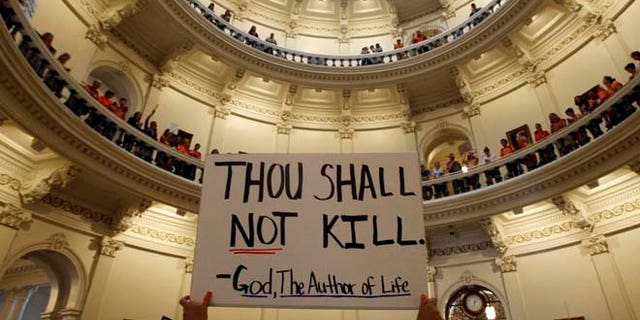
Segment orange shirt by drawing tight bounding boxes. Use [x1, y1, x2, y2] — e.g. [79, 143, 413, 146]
[188, 150, 202, 159]
[608, 81, 623, 94]
[412, 34, 426, 44]
[500, 145, 515, 157]
[176, 144, 188, 154]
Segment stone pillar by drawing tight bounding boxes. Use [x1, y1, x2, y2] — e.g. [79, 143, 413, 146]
[532, 81, 562, 117]
[582, 235, 636, 320]
[426, 266, 437, 299]
[496, 256, 527, 320]
[595, 20, 630, 80]
[0, 287, 32, 320]
[207, 105, 231, 153]
[275, 125, 291, 153]
[0, 204, 32, 265]
[175, 257, 194, 320]
[339, 128, 354, 153]
[80, 238, 124, 320]
[142, 74, 168, 114]
[401, 121, 418, 152]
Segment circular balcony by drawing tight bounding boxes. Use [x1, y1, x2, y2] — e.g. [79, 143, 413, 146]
[1, 0, 639, 226]
[123, 0, 543, 88]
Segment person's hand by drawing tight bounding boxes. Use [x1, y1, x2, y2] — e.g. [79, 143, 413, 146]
[417, 294, 443, 320]
[180, 291, 212, 320]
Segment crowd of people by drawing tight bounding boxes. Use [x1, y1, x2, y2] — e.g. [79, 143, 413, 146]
[186, 1, 492, 66]
[1, 5, 210, 182]
[420, 52, 640, 200]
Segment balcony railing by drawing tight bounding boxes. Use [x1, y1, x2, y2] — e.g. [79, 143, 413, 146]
[183, 0, 506, 67]
[421, 78, 640, 201]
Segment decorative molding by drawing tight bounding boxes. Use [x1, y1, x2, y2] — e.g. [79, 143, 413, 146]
[47, 233, 69, 251]
[460, 270, 476, 285]
[112, 198, 152, 233]
[582, 234, 608, 255]
[480, 218, 508, 254]
[85, 25, 108, 49]
[99, 237, 124, 257]
[429, 240, 494, 256]
[463, 103, 481, 118]
[495, 255, 517, 273]
[504, 221, 574, 245]
[185, 257, 193, 274]
[21, 164, 80, 204]
[401, 121, 416, 134]
[0, 173, 22, 191]
[588, 198, 640, 224]
[0, 203, 32, 229]
[129, 224, 195, 248]
[146, 74, 170, 90]
[551, 195, 593, 232]
[40, 194, 114, 225]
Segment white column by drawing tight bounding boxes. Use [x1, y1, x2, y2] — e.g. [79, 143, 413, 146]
[0, 288, 23, 320]
[532, 81, 562, 116]
[0, 204, 32, 265]
[141, 75, 168, 114]
[401, 121, 418, 152]
[426, 266, 437, 299]
[207, 106, 231, 153]
[496, 256, 527, 320]
[583, 235, 637, 320]
[175, 257, 194, 320]
[80, 238, 124, 320]
[340, 134, 354, 153]
[597, 22, 631, 80]
[275, 130, 291, 153]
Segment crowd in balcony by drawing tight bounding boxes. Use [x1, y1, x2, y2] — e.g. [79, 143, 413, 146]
[186, 0, 494, 66]
[420, 54, 640, 200]
[1, 4, 209, 181]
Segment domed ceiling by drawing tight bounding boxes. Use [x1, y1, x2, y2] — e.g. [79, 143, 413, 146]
[222, 0, 444, 24]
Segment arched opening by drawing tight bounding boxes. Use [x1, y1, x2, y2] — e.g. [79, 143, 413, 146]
[87, 65, 140, 116]
[423, 128, 472, 170]
[444, 285, 507, 320]
[0, 249, 83, 319]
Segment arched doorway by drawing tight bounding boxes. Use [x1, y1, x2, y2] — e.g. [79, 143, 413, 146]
[444, 285, 507, 320]
[87, 65, 141, 115]
[0, 246, 85, 319]
[422, 128, 473, 172]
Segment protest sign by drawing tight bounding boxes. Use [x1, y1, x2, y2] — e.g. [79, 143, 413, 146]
[191, 153, 428, 309]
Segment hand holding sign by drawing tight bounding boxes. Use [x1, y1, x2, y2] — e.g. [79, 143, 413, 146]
[192, 153, 428, 309]
[180, 291, 213, 320]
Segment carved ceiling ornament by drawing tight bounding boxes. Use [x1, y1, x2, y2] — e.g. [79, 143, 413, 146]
[582, 234, 608, 256]
[0, 203, 32, 229]
[99, 237, 124, 257]
[551, 195, 593, 232]
[426, 266, 437, 282]
[495, 255, 517, 273]
[185, 257, 194, 274]
[401, 120, 416, 134]
[85, 25, 108, 49]
[460, 270, 476, 285]
[21, 164, 80, 204]
[112, 198, 152, 233]
[480, 217, 508, 254]
[48, 233, 69, 252]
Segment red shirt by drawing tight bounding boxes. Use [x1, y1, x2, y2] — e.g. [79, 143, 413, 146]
[412, 34, 426, 44]
[534, 130, 550, 142]
[188, 150, 202, 159]
[98, 96, 113, 108]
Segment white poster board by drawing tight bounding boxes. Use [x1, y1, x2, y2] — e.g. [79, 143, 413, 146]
[191, 153, 428, 309]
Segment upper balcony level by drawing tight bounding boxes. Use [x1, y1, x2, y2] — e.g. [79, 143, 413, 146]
[135, 0, 542, 88]
[1, 0, 639, 228]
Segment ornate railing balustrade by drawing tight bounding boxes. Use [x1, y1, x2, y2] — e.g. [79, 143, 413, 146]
[1, 0, 205, 183]
[421, 79, 640, 201]
[184, 0, 506, 67]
